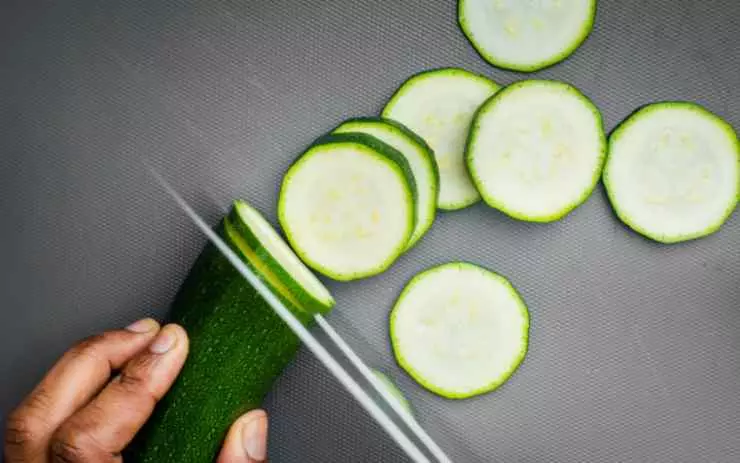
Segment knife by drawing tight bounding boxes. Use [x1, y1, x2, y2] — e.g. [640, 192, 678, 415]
[151, 169, 452, 463]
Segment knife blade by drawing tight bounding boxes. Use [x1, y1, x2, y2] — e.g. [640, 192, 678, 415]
[151, 169, 452, 463]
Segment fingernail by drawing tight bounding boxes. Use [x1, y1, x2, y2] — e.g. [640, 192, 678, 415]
[149, 325, 178, 354]
[242, 412, 267, 461]
[126, 318, 158, 333]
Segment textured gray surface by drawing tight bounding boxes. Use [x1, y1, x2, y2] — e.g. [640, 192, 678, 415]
[1, 0, 739, 461]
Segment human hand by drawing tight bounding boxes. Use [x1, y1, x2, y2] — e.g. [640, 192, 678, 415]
[4, 318, 268, 462]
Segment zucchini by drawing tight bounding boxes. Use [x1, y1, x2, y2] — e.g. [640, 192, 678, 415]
[127, 205, 331, 462]
[604, 102, 739, 243]
[467, 80, 606, 222]
[458, 0, 596, 72]
[278, 133, 417, 281]
[333, 117, 439, 249]
[382, 68, 500, 210]
[390, 262, 529, 399]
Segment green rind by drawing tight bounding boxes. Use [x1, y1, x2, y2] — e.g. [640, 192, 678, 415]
[222, 216, 308, 315]
[382, 68, 500, 211]
[227, 201, 335, 315]
[278, 133, 417, 281]
[603, 101, 740, 244]
[332, 117, 440, 249]
[126, 222, 313, 463]
[466, 79, 607, 222]
[458, 0, 597, 72]
[389, 262, 530, 400]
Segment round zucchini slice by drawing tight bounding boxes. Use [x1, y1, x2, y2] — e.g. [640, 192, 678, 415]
[458, 0, 596, 72]
[604, 102, 739, 243]
[333, 117, 439, 249]
[390, 262, 529, 399]
[467, 80, 606, 222]
[383, 68, 500, 210]
[279, 133, 416, 281]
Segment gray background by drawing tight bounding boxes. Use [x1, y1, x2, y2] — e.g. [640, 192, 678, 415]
[1, 0, 739, 461]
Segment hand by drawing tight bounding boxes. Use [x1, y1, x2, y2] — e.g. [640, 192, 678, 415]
[4, 319, 268, 462]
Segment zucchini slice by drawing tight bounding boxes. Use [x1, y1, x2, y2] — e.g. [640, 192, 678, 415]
[333, 117, 439, 249]
[390, 262, 529, 399]
[458, 0, 596, 72]
[279, 133, 417, 281]
[227, 201, 334, 314]
[604, 102, 739, 243]
[383, 68, 500, 210]
[467, 80, 606, 222]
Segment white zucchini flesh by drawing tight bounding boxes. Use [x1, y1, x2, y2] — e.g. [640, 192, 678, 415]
[231, 201, 335, 314]
[333, 118, 439, 249]
[383, 68, 500, 210]
[604, 102, 739, 244]
[279, 136, 415, 281]
[459, 0, 596, 72]
[467, 80, 606, 222]
[390, 262, 529, 399]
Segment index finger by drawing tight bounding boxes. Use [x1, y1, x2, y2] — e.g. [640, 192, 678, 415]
[4, 318, 160, 463]
[49, 324, 189, 461]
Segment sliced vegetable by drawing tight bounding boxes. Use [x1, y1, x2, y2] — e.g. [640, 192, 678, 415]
[372, 370, 415, 418]
[390, 262, 529, 399]
[604, 102, 739, 243]
[333, 117, 439, 249]
[458, 0, 596, 72]
[127, 211, 325, 462]
[279, 133, 417, 281]
[227, 201, 334, 314]
[383, 68, 500, 210]
[467, 80, 606, 222]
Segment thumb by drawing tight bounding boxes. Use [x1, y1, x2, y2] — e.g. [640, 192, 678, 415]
[217, 410, 268, 463]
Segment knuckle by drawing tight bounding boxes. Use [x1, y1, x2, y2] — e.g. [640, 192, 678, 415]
[112, 369, 159, 405]
[125, 352, 158, 377]
[65, 336, 106, 365]
[22, 386, 54, 415]
[4, 389, 53, 453]
[4, 410, 39, 450]
[116, 371, 147, 391]
[70, 334, 106, 356]
[49, 424, 97, 463]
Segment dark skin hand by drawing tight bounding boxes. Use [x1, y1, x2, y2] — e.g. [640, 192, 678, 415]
[4, 318, 268, 463]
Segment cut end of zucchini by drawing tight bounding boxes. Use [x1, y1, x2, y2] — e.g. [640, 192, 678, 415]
[604, 102, 739, 244]
[458, 0, 596, 72]
[390, 262, 529, 399]
[229, 201, 335, 314]
[467, 80, 606, 222]
[279, 134, 416, 281]
[222, 217, 300, 310]
[333, 117, 439, 249]
[383, 68, 500, 210]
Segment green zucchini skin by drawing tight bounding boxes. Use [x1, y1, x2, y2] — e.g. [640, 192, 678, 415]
[126, 222, 312, 463]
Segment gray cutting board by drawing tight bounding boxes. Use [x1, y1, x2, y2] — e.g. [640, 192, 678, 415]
[1, 0, 739, 461]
